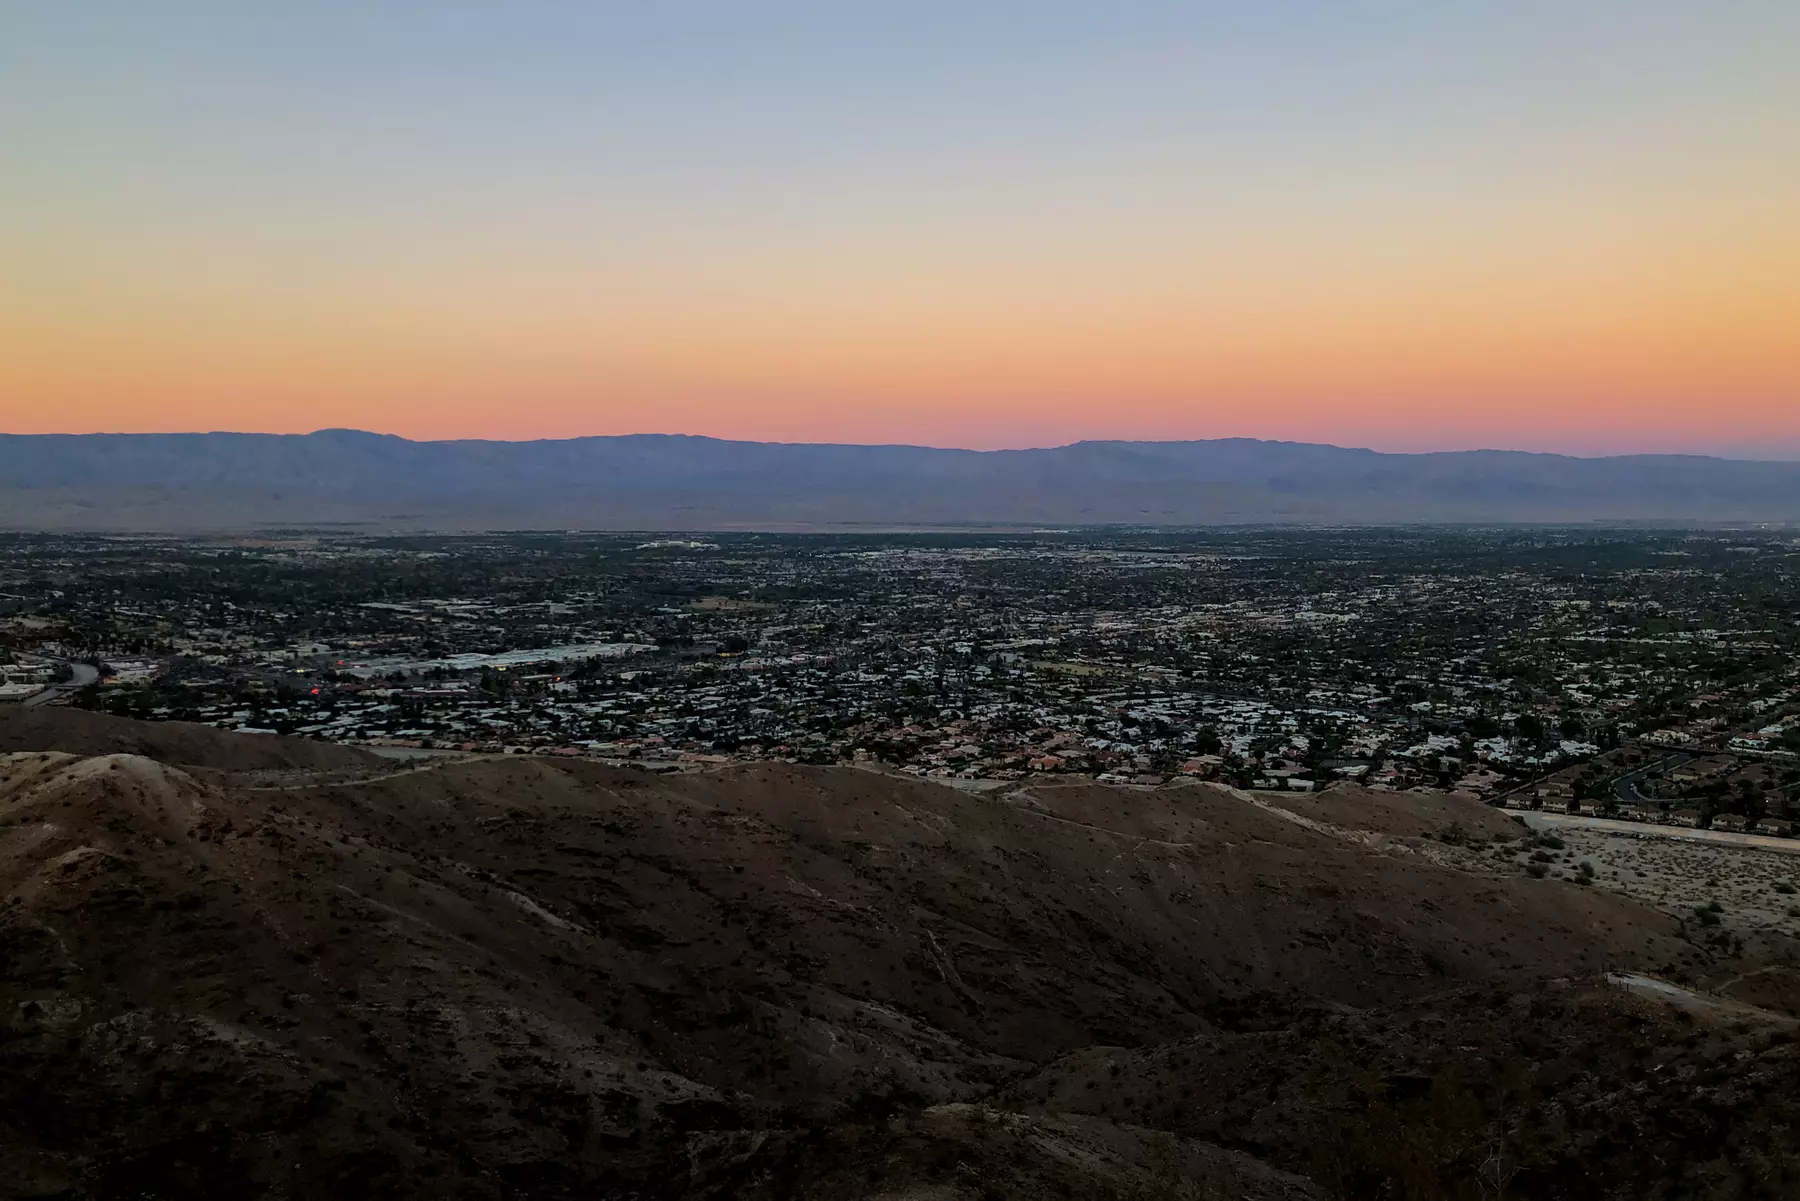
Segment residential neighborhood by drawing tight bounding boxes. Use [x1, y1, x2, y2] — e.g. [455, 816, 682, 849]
[3, 527, 1797, 833]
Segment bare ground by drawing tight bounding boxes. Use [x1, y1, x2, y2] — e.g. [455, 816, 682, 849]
[1, 713, 1796, 1199]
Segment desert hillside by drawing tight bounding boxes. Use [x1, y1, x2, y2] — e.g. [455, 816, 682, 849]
[2, 712, 1795, 1199]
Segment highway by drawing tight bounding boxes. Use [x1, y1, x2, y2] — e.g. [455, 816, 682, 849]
[18, 660, 99, 707]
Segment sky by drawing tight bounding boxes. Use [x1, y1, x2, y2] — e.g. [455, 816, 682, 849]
[4, 2, 1798, 455]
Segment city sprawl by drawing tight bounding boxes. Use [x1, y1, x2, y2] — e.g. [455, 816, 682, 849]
[3, 527, 1798, 832]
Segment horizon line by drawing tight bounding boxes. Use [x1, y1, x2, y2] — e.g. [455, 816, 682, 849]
[4, 427, 1799, 464]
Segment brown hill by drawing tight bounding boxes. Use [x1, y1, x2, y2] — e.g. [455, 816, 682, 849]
[1249, 781, 1526, 842]
[0, 719, 1788, 1199]
[1004, 978, 1800, 1200]
[0, 705, 381, 772]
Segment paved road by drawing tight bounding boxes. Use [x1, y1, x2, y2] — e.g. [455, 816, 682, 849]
[19, 660, 98, 707]
[1613, 752, 1693, 804]
[1523, 811, 1800, 855]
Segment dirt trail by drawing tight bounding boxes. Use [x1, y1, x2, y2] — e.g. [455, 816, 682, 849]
[1606, 972, 1797, 1024]
[240, 754, 478, 792]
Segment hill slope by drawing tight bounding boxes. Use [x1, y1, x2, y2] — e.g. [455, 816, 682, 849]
[0, 706, 383, 772]
[0, 718, 1793, 1198]
[5, 430, 1800, 529]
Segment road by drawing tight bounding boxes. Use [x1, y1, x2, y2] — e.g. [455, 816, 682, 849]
[1522, 811, 1800, 856]
[1613, 752, 1693, 805]
[1494, 744, 1696, 809]
[18, 660, 99, 707]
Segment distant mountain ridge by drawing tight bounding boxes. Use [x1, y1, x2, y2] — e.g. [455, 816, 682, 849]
[3, 428, 1799, 529]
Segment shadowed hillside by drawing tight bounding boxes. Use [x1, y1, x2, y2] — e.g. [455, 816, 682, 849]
[0, 706, 383, 772]
[1, 717, 1795, 1199]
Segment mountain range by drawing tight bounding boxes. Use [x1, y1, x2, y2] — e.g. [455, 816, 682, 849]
[4, 429, 1800, 530]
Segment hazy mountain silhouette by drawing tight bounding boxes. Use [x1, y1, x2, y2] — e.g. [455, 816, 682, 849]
[4, 429, 1800, 529]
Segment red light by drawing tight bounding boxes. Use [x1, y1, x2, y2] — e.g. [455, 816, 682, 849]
[311, 688, 320, 695]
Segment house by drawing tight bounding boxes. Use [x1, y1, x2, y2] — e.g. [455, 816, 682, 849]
[1712, 813, 1751, 833]
[1367, 765, 1404, 791]
[1454, 768, 1506, 795]
[1669, 808, 1703, 827]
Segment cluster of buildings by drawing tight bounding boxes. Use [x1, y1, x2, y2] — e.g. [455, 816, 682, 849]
[1, 530, 1796, 818]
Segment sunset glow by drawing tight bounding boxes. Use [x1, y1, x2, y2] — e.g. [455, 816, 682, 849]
[5, 2, 1797, 454]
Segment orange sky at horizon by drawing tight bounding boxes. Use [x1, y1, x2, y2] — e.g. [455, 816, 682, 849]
[4, 3, 1797, 455]
[8, 212, 1794, 451]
